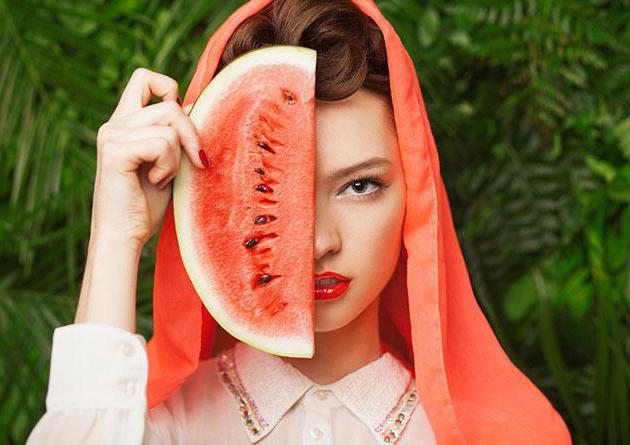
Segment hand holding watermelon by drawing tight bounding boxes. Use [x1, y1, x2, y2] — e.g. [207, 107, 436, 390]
[73, 68, 208, 332]
[93, 67, 207, 249]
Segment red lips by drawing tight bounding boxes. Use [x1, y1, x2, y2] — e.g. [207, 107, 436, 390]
[314, 271, 351, 282]
[314, 271, 351, 301]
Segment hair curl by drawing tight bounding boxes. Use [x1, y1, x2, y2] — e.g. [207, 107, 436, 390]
[216, 0, 394, 127]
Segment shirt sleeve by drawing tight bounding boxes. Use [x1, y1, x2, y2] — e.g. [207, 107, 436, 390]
[25, 322, 185, 445]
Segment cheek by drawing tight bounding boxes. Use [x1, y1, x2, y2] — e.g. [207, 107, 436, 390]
[314, 186, 405, 332]
[341, 186, 405, 261]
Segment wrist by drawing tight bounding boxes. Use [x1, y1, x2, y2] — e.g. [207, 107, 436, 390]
[81, 234, 142, 333]
[90, 231, 145, 256]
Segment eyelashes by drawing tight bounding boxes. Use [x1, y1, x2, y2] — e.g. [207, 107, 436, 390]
[338, 175, 389, 200]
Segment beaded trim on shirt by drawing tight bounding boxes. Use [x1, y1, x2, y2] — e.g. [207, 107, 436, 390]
[216, 348, 268, 440]
[374, 378, 419, 444]
[217, 347, 419, 444]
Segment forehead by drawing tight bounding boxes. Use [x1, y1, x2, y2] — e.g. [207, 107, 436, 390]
[314, 89, 397, 170]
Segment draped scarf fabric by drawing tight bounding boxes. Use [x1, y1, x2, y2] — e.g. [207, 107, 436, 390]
[146, 1, 572, 443]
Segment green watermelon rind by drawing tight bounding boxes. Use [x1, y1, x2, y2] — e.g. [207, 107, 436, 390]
[173, 45, 316, 358]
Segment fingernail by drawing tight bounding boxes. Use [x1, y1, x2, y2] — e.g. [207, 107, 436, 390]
[198, 149, 209, 168]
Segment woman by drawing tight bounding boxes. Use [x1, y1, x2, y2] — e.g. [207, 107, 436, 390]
[27, 0, 572, 443]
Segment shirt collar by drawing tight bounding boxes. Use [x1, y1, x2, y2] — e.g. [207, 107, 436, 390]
[216, 341, 420, 444]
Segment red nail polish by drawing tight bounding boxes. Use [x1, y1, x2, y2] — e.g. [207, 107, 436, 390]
[198, 149, 209, 168]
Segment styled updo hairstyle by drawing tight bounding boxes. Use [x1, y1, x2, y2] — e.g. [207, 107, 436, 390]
[216, 0, 395, 128]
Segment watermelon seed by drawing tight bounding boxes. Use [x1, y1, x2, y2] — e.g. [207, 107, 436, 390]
[244, 237, 259, 249]
[257, 274, 272, 285]
[255, 183, 273, 193]
[282, 89, 296, 105]
[254, 215, 268, 224]
[254, 214, 276, 225]
[254, 167, 265, 175]
[257, 141, 275, 154]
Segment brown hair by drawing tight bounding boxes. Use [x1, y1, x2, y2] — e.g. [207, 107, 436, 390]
[216, 0, 395, 127]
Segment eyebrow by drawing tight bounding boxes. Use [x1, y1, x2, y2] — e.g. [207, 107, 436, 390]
[325, 156, 392, 183]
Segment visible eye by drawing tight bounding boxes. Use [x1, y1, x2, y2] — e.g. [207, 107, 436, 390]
[338, 175, 386, 200]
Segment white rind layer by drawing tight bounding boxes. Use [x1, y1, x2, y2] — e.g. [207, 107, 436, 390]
[173, 45, 316, 358]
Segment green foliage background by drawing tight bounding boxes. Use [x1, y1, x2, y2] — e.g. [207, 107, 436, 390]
[1, 0, 629, 443]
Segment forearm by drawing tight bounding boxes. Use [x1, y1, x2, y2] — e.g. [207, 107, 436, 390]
[74, 235, 142, 334]
[74, 233, 96, 325]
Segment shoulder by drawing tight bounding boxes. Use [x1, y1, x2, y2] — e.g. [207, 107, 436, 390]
[146, 347, 250, 441]
[152, 348, 234, 417]
[151, 349, 235, 415]
[451, 398, 572, 444]
[179, 352, 232, 408]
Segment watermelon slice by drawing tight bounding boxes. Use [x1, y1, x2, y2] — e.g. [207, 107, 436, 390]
[173, 45, 316, 358]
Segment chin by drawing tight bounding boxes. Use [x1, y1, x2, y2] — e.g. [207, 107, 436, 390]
[314, 322, 347, 333]
[313, 311, 349, 333]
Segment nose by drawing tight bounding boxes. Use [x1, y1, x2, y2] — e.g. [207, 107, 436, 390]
[314, 205, 341, 261]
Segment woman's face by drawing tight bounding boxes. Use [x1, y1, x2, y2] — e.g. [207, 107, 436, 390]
[313, 88, 406, 332]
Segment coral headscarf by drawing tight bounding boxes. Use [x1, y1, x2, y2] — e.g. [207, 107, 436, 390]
[146, 0, 572, 443]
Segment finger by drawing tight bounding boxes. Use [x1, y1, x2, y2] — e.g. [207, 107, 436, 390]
[156, 172, 176, 190]
[112, 101, 205, 170]
[106, 125, 183, 175]
[106, 125, 180, 144]
[110, 68, 179, 122]
[104, 138, 179, 186]
[183, 103, 193, 115]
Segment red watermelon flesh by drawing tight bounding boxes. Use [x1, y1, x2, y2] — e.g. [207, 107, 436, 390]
[173, 45, 316, 358]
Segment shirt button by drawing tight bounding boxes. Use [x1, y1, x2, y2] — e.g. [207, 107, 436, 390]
[314, 389, 329, 401]
[310, 426, 323, 440]
[119, 379, 136, 396]
[120, 342, 135, 357]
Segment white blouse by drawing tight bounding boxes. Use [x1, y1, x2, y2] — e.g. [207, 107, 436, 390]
[26, 322, 436, 444]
